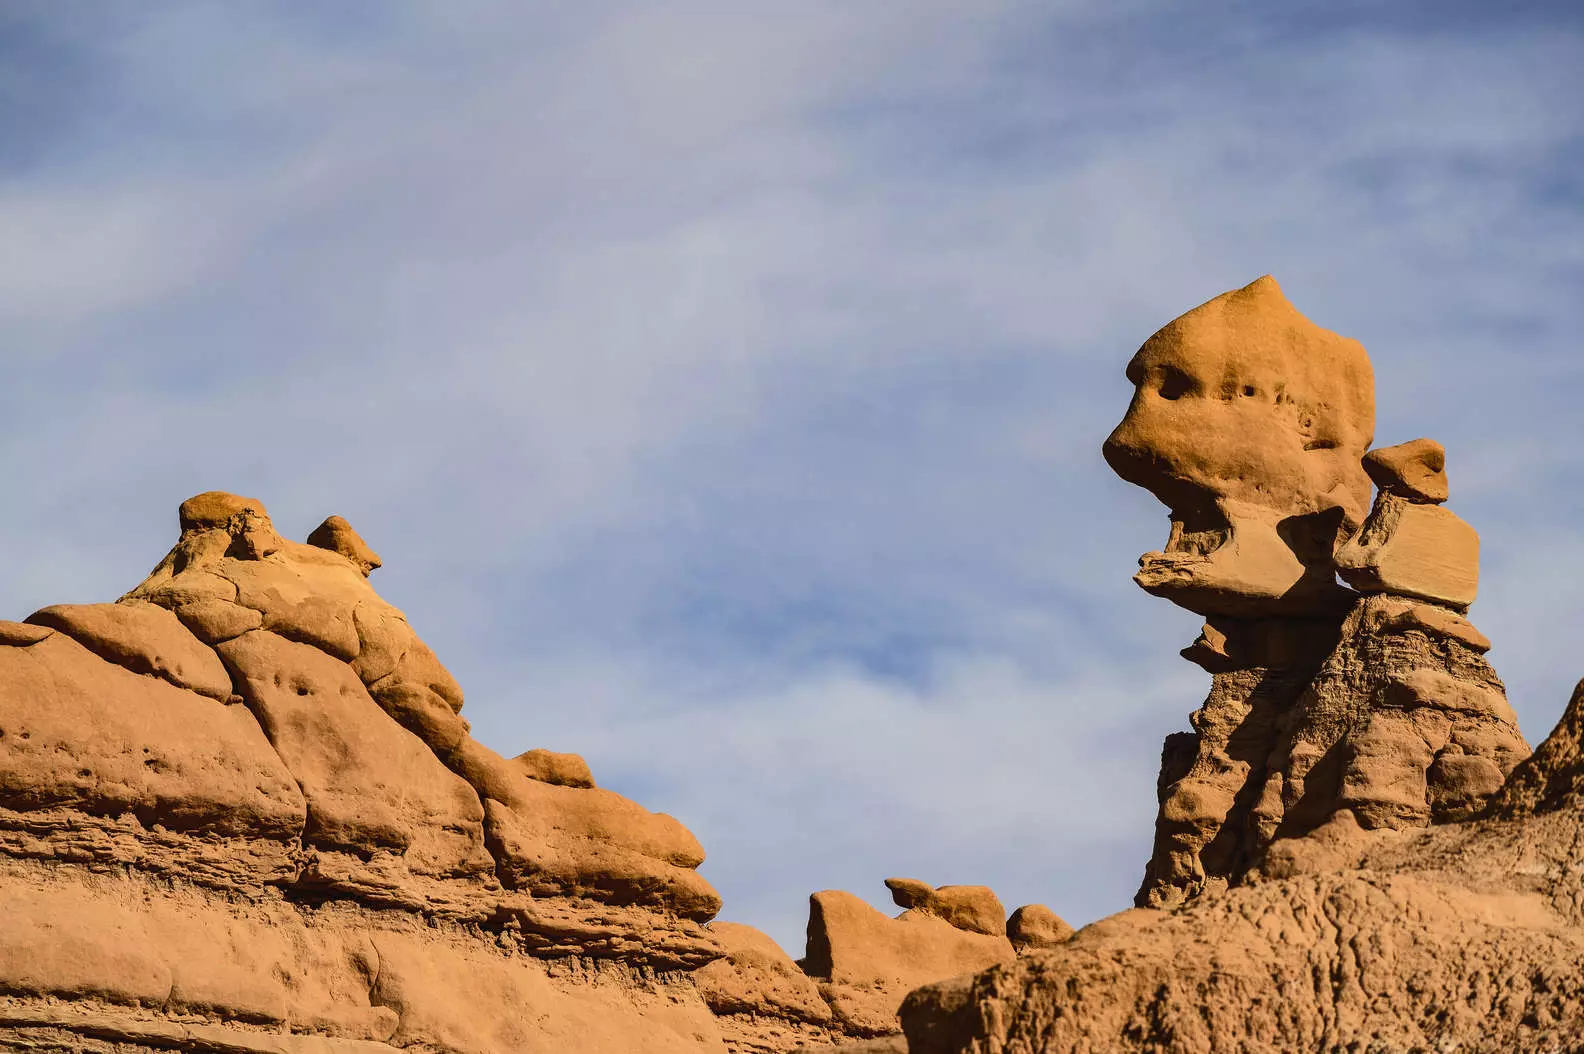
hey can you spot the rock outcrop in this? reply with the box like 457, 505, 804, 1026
897, 277, 1583, 1052
6, 277, 1572, 1053
1100, 279, 1527, 909
0, 493, 1022, 1052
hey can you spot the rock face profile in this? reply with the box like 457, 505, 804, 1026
899, 278, 1584, 1052
0, 493, 1024, 1052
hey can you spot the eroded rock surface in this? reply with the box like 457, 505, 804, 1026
902, 696, 1584, 1053
3, 492, 985, 1053
801, 888, 1014, 1036
1102, 275, 1375, 618
897, 278, 1572, 1053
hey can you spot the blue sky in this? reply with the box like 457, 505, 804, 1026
1, 2, 1580, 953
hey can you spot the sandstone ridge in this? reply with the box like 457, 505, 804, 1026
0, 493, 1041, 1053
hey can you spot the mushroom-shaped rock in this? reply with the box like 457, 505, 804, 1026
1364, 438, 1448, 504
306, 515, 382, 576
1006, 904, 1074, 953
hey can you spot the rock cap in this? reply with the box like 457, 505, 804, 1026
1363, 438, 1448, 504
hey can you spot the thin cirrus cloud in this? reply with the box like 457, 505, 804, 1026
0, 2, 1579, 954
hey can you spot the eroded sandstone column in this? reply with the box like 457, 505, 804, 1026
1104, 279, 1528, 908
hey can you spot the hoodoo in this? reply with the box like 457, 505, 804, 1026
899, 279, 1584, 1053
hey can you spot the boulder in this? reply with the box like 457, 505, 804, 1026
1363, 437, 1449, 504
306, 515, 383, 576
1005, 904, 1073, 952
515, 748, 596, 788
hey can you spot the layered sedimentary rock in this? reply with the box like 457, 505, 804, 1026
1, 493, 1025, 1053
902, 685, 1584, 1053
1100, 278, 1527, 908
897, 278, 1580, 1052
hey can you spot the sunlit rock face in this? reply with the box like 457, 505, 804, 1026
1102, 275, 1375, 618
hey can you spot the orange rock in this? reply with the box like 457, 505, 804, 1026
0, 632, 304, 838
803, 888, 1013, 1034
514, 748, 596, 788
1006, 904, 1073, 952
1103, 276, 1374, 617
26, 600, 233, 701
218, 629, 490, 877
1336, 494, 1479, 610
306, 515, 383, 577
883, 878, 1005, 937
694, 922, 831, 1024
1364, 437, 1449, 503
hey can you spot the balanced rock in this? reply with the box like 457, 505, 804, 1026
1005, 904, 1073, 953
1363, 437, 1449, 503
897, 280, 1569, 1054
306, 514, 383, 576
883, 878, 1005, 936
1336, 492, 1480, 610
515, 747, 596, 788
1100, 281, 1525, 911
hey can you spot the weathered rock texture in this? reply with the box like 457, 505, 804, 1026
0, 493, 1004, 1053
901, 689, 1584, 1053
894, 278, 1581, 1052
1102, 275, 1375, 619
1101, 281, 1528, 909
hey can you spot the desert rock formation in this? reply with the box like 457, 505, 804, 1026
897, 278, 1584, 1052
6, 277, 1573, 1053
0, 493, 1023, 1053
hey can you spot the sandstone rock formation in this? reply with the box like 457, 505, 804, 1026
6, 277, 1569, 1052
801, 886, 1014, 1036
901, 689, 1584, 1052
895, 278, 1584, 1052
1102, 275, 1375, 619
0, 492, 1016, 1053
1096, 282, 1528, 909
